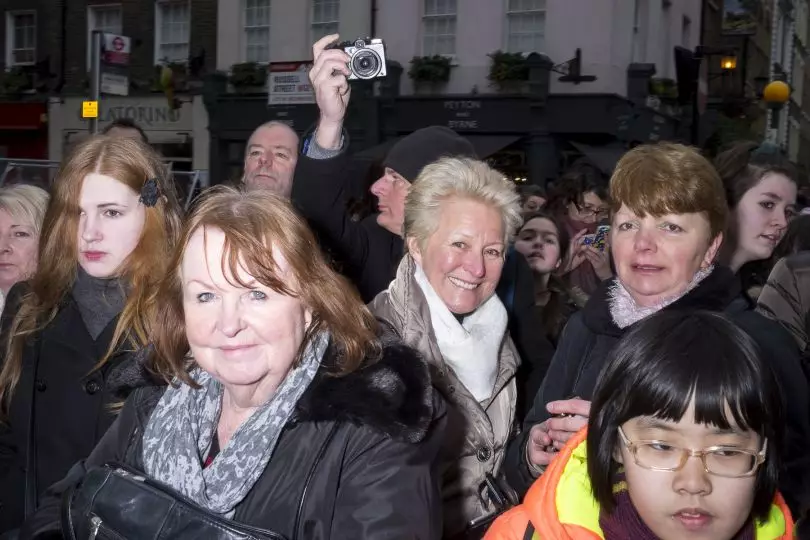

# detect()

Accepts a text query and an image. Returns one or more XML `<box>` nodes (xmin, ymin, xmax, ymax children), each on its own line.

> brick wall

<box><xmin>0</xmin><ymin>0</ymin><xmax>65</xmax><ymax>86</ymax></box>
<box><xmin>1</xmin><ymin>0</ymin><xmax>218</xmax><ymax>96</ymax></box>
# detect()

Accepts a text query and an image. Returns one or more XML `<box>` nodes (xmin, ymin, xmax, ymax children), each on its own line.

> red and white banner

<box><xmin>268</xmin><ymin>62</ymin><xmax>314</xmax><ymax>105</ymax></box>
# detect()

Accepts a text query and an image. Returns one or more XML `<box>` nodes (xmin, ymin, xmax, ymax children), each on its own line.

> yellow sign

<box><xmin>82</xmin><ymin>101</ymin><xmax>98</xmax><ymax>118</ymax></box>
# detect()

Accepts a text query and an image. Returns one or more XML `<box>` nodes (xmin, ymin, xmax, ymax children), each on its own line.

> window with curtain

<box><xmin>312</xmin><ymin>0</ymin><xmax>339</xmax><ymax>42</ymax></box>
<box><xmin>506</xmin><ymin>0</ymin><xmax>545</xmax><ymax>53</ymax></box>
<box><xmin>88</xmin><ymin>5</ymin><xmax>122</xmax><ymax>67</ymax></box>
<box><xmin>155</xmin><ymin>0</ymin><xmax>190</xmax><ymax>64</ymax></box>
<box><xmin>244</xmin><ymin>0</ymin><xmax>270</xmax><ymax>63</ymax></box>
<box><xmin>7</xmin><ymin>12</ymin><xmax>36</xmax><ymax>66</ymax></box>
<box><xmin>422</xmin><ymin>0</ymin><xmax>456</xmax><ymax>56</ymax></box>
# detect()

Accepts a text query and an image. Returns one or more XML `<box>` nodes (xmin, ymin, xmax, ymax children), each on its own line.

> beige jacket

<box><xmin>370</xmin><ymin>255</ymin><xmax>519</xmax><ymax>537</ymax></box>
<box><xmin>757</xmin><ymin>252</ymin><xmax>810</xmax><ymax>351</ymax></box>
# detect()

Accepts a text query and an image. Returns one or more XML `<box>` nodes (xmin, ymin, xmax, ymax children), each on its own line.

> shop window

<box><xmin>422</xmin><ymin>0</ymin><xmax>456</xmax><ymax>56</ymax></box>
<box><xmin>6</xmin><ymin>11</ymin><xmax>36</xmax><ymax>67</ymax></box>
<box><xmin>506</xmin><ymin>0</ymin><xmax>545</xmax><ymax>54</ymax></box>
<box><xmin>155</xmin><ymin>0</ymin><xmax>190</xmax><ymax>64</ymax></box>
<box><xmin>87</xmin><ymin>4</ymin><xmax>123</xmax><ymax>68</ymax></box>
<box><xmin>312</xmin><ymin>0</ymin><xmax>339</xmax><ymax>42</ymax></box>
<box><xmin>244</xmin><ymin>0</ymin><xmax>270</xmax><ymax>63</ymax></box>
<box><xmin>228</xmin><ymin>141</ymin><xmax>247</xmax><ymax>162</ymax></box>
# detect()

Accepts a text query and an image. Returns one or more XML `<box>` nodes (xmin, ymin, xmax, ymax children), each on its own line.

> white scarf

<box><xmin>608</xmin><ymin>266</ymin><xmax>714</xmax><ymax>329</ymax></box>
<box><xmin>413</xmin><ymin>264</ymin><xmax>508</xmax><ymax>402</ymax></box>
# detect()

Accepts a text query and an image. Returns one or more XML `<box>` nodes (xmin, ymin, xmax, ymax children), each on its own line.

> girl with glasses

<box><xmin>486</xmin><ymin>310</ymin><xmax>794</xmax><ymax>539</ymax></box>
<box><xmin>545</xmin><ymin>161</ymin><xmax>612</xmax><ymax>307</ymax></box>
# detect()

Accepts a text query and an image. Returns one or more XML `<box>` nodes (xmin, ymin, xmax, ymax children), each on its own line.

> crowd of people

<box><xmin>0</xmin><ymin>33</ymin><xmax>808</xmax><ymax>539</ymax></box>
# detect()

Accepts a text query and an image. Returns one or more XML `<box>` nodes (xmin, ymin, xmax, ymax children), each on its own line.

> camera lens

<box><xmin>352</xmin><ymin>50</ymin><xmax>380</xmax><ymax>79</ymax></box>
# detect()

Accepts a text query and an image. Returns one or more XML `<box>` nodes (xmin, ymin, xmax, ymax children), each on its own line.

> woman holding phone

<box><xmin>546</xmin><ymin>161</ymin><xmax>612</xmax><ymax>307</ymax></box>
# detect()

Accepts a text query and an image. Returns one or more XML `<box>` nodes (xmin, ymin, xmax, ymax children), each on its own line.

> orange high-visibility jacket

<box><xmin>485</xmin><ymin>429</ymin><xmax>794</xmax><ymax>540</ymax></box>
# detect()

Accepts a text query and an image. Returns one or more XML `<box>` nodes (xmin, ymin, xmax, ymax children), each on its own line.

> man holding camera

<box><xmin>292</xmin><ymin>35</ymin><xmax>554</xmax><ymax>405</ymax></box>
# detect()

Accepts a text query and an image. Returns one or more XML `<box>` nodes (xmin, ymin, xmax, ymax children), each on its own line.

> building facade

<box><xmin>0</xmin><ymin>0</ymin><xmax>59</xmax><ymax>160</ymax></box>
<box><xmin>376</xmin><ymin>0</ymin><xmax>700</xmax><ymax>97</ymax></box>
<box><xmin>215</xmin><ymin>0</ymin><xmax>701</xmax><ymax>98</ymax></box>
<box><xmin>0</xmin><ymin>0</ymin><xmax>217</xmax><ymax>174</ymax></box>
<box><xmin>699</xmin><ymin>0</ymin><xmax>810</xmax><ymax>178</ymax></box>
<box><xmin>208</xmin><ymin>0</ymin><xmax>692</xmax><ymax>186</ymax></box>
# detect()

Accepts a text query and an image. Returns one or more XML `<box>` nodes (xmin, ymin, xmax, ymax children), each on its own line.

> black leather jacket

<box><xmin>21</xmin><ymin>335</ymin><xmax>447</xmax><ymax>540</ymax></box>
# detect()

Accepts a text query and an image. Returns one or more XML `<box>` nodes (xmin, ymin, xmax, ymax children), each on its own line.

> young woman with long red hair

<box><xmin>0</xmin><ymin>136</ymin><xmax>182</xmax><ymax>534</ymax></box>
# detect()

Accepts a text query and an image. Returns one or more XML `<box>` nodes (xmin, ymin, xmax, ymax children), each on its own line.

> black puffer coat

<box><xmin>504</xmin><ymin>266</ymin><xmax>810</xmax><ymax>515</ymax></box>
<box><xmin>20</xmin><ymin>334</ymin><xmax>447</xmax><ymax>539</ymax></box>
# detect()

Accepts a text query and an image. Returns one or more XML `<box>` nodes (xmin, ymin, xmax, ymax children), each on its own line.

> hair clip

<box><xmin>140</xmin><ymin>178</ymin><xmax>160</xmax><ymax>207</ymax></box>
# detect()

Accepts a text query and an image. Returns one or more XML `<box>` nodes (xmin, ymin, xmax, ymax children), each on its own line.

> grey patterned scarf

<box><xmin>141</xmin><ymin>331</ymin><xmax>329</xmax><ymax>517</ymax></box>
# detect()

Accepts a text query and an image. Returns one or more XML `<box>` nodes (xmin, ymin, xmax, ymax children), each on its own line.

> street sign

<box><xmin>101</xmin><ymin>72</ymin><xmax>129</xmax><ymax>96</ymax></box>
<box><xmin>268</xmin><ymin>62</ymin><xmax>314</xmax><ymax>105</ymax></box>
<box><xmin>102</xmin><ymin>33</ymin><xmax>131</xmax><ymax>65</ymax></box>
<box><xmin>100</xmin><ymin>33</ymin><xmax>131</xmax><ymax>97</ymax></box>
<box><xmin>82</xmin><ymin>101</ymin><xmax>98</xmax><ymax>118</ymax></box>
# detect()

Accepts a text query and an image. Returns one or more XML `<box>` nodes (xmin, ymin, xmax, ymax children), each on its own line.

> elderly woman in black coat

<box><xmin>22</xmin><ymin>187</ymin><xmax>445</xmax><ymax>539</ymax></box>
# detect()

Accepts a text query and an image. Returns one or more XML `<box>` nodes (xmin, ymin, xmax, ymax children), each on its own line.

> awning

<box><xmin>465</xmin><ymin>134</ymin><xmax>521</xmax><ymax>159</ymax></box>
<box><xmin>351</xmin><ymin>133</ymin><xmax>521</xmax><ymax>162</ymax></box>
<box><xmin>569</xmin><ymin>141</ymin><xmax>627</xmax><ymax>175</ymax></box>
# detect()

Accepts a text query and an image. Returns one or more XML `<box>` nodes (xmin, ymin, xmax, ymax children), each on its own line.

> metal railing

<box><xmin>0</xmin><ymin>159</ymin><xmax>60</xmax><ymax>189</ymax></box>
<box><xmin>0</xmin><ymin>158</ymin><xmax>209</xmax><ymax>211</ymax></box>
<box><xmin>171</xmin><ymin>169</ymin><xmax>209</xmax><ymax>210</ymax></box>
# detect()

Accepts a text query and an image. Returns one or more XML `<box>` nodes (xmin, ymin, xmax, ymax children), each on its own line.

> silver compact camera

<box><xmin>331</xmin><ymin>38</ymin><xmax>387</xmax><ymax>80</ymax></box>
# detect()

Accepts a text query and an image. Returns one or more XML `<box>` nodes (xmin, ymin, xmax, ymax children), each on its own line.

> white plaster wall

<box><xmin>217</xmin><ymin>0</ymin><xmax>373</xmax><ymax>70</ymax></box>
<box><xmin>217</xmin><ymin>0</ymin><xmax>701</xmax><ymax>96</ymax></box>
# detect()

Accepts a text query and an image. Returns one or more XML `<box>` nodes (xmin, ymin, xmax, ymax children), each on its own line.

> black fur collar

<box><xmin>128</xmin><ymin>329</ymin><xmax>436</xmax><ymax>445</ymax></box>
<box><xmin>294</xmin><ymin>329</ymin><xmax>435</xmax><ymax>444</ymax></box>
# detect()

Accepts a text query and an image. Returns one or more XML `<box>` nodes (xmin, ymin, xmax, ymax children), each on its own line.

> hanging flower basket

<box><xmin>487</xmin><ymin>50</ymin><xmax>528</xmax><ymax>92</ymax></box>
<box><xmin>228</xmin><ymin>62</ymin><xmax>267</xmax><ymax>91</ymax></box>
<box><xmin>408</xmin><ymin>55</ymin><xmax>452</xmax><ymax>84</ymax></box>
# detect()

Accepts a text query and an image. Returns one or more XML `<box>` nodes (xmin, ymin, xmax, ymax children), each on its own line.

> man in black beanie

<box><xmin>291</xmin><ymin>35</ymin><xmax>555</xmax><ymax>398</ymax></box>
<box><xmin>370</xmin><ymin>126</ymin><xmax>476</xmax><ymax>236</ymax></box>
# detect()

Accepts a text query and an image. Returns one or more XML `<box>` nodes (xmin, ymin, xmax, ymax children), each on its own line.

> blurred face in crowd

<box><xmin>568</xmin><ymin>191</ymin><xmax>609</xmax><ymax>225</ymax></box>
<box><xmin>182</xmin><ymin>227</ymin><xmax>311</xmax><ymax>398</ymax></box>
<box><xmin>370</xmin><ymin>167</ymin><xmax>410</xmax><ymax>236</ymax></box>
<box><xmin>616</xmin><ymin>401</ymin><xmax>761</xmax><ymax>540</ymax></box>
<box><xmin>0</xmin><ymin>209</ymin><xmax>39</xmax><ymax>293</ymax></box>
<box><xmin>732</xmin><ymin>173</ymin><xmax>796</xmax><ymax>268</ymax></box>
<box><xmin>409</xmin><ymin>198</ymin><xmax>505</xmax><ymax>314</ymax></box>
<box><xmin>243</xmin><ymin>124</ymin><xmax>299</xmax><ymax>198</ymax></box>
<box><xmin>611</xmin><ymin>204</ymin><xmax>721</xmax><ymax>308</ymax></box>
<box><xmin>77</xmin><ymin>173</ymin><xmax>146</xmax><ymax>278</ymax></box>
<box><xmin>514</xmin><ymin>216</ymin><xmax>561</xmax><ymax>275</ymax></box>
<box><xmin>105</xmin><ymin>125</ymin><xmax>146</xmax><ymax>143</ymax></box>
<box><xmin>523</xmin><ymin>195</ymin><xmax>546</xmax><ymax>214</ymax></box>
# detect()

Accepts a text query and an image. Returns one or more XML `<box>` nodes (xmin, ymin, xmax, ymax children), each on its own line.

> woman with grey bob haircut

<box><xmin>371</xmin><ymin>156</ymin><xmax>523</xmax><ymax>538</ymax></box>
<box><xmin>0</xmin><ymin>184</ymin><xmax>49</xmax><ymax>313</ymax></box>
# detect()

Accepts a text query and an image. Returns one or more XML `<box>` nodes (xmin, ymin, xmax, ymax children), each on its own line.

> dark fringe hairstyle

<box><xmin>587</xmin><ymin>310</ymin><xmax>782</xmax><ymax>520</ymax></box>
